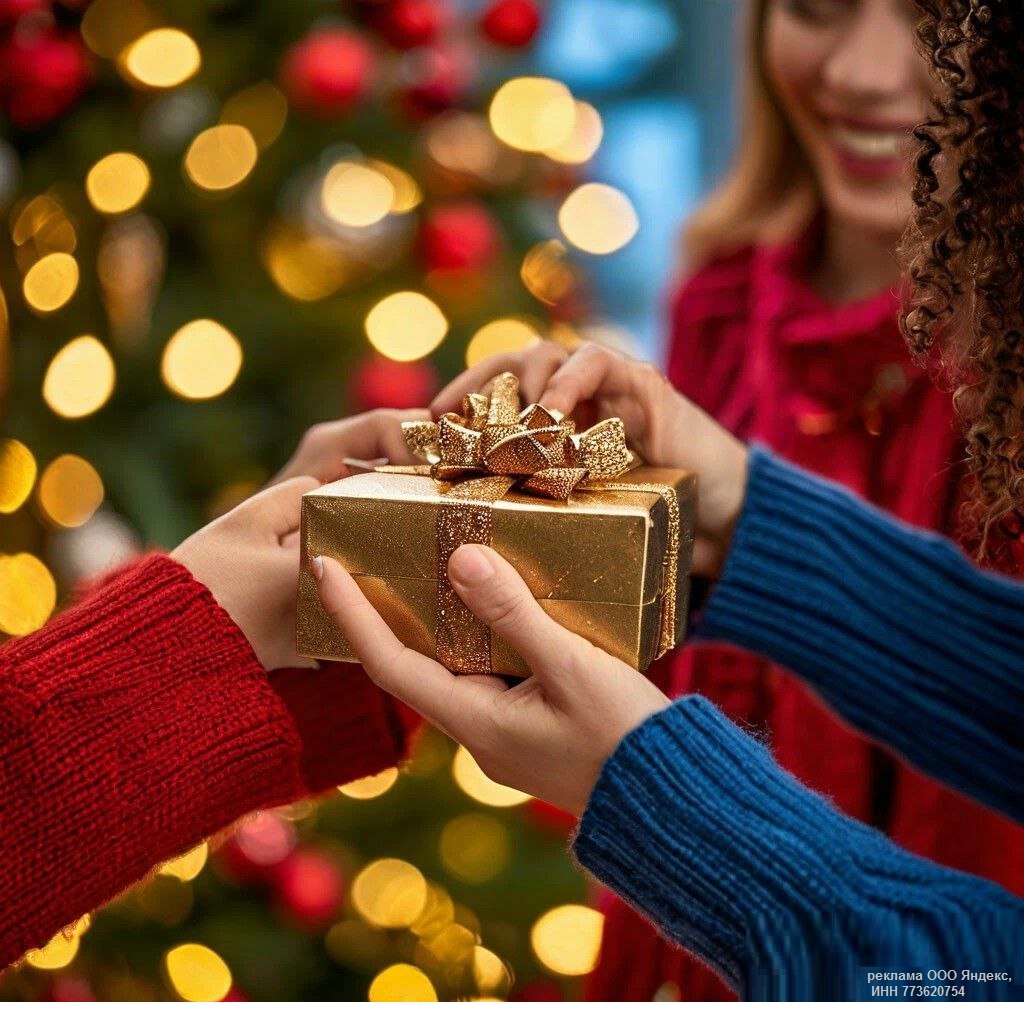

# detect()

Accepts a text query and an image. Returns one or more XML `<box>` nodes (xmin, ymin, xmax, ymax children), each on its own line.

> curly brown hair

<box><xmin>901</xmin><ymin>0</ymin><xmax>1024</xmax><ymax>559</ymax></box>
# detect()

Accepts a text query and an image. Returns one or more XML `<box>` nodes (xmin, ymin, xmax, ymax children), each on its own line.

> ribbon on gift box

<box><xmin>375</xmin><ymin>372</ymin><xmax>681</xmax><ymax>674</ymax></box>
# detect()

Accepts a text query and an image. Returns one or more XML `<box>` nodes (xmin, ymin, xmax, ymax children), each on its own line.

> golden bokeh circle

<box><xmin>123</xmin><ymin>28</ymin><xmax>201</xmax><ymax>89</ymax></box>
<box><xmin>466</xmin><ymin>318</ymin><xmax>540</xmax><ymax>368</ymax></box>
<box><xmin>368</xmin><ymin>964</ymin><xmax>437</xmax><ymax>1002</ymax></box>
<box><xmin>161</xmin><ymin>319</ymin><xmax>242</xmax><ymax>400</ymax></box>
<box><xmin>364</xmin><ymin>291</ymin><xmax>448</xmax><ymax>362</ymax></box>
<box><xmin>451</xmin><ymin>746</ymin><xmax>530</xmax><ymax>808</ymax></box>
<box><xmin>184</xmin><ymin>125</ymin><xmax>258</xmax><ymax>192</ymax></box>
<box><xmin>321</xmin><ymin>162</ymin><xmax>395</xmax><ymax>228</ymax></box>
<box><xmin>43</xmin><ymin>336</ymin><xmax>116</xmax><ymax>419</ymax></box>
<box><xmin>439</xmin><ymin>813</ymin><xmax>511</xmax><ymax>884</ymax></box>
<box><xmin>530</xmin><ymin>904</ymin><xmax>605</xmax><ymax>976</ymax></box>
<box><xmin>86</xmin><ymin>152</ymin><xmax>151</xmax><ymax>214</ymax></box>
<box><xmin>164</xmin><ymin>943</ymin><xmax>232</xmax><ymax>1002</ymax></box>
<box><xmin>489</xmin><ymin>77</ymin><xmax>576</xmax><ymax>153</ymax></box>
<box><xmin>351</xmin><ymin>858</ymin><xmax>429</xmax><ymax>929</ymax></box>
<box><xmin>558</xmin><ymin>183</ymin><xmax>639</xmax><ymax>255</ymax></box>
<box><xmin>37</xmin><ymin>454</ymin><xmax>104</xmax><ymax>528</ymax></box>
<box><xmin>23</xmin><ymin>253</ymin><xmax>79</xmax><ymax>313</ymax></box>
<box><xmin>338</xmin><ymin>767</ymin><xmax>399</xmax><ymax>800</ymax></box>
<box><xmin>0</xmin><ymin>553</ymin><xmax>57</xmax><ymax>636</ymax></box>
<box><xmin>0</xmin><ymin>439</ymin><xmax>37</xmax><ymax>514</ymax></box>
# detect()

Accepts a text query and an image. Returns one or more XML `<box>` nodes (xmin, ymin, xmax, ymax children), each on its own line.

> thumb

<box><xmin>447</xmin><ymin>545</ymin><xmax>584</xmax><ymax>682</ymax></box>
<box><xmin>250</xmin><ymin>475</ymin><xmax>320</xmax><ymax>541</ymax></box>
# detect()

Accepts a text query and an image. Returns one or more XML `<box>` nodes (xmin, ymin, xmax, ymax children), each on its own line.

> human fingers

<box><xmin>245</xmin><ymin>475</ymin><xmax>320</xmax><ymax>541</ymax></box>
<box><xmin>430</xmin><ymin>353</ymin><xmax>528</xmax><ymax>415</ymax></box>
<box><xmin>446</xmin><ymin>544</ymin><xmax>589</xmax><ymax>685</ymax></box>
<box><xmin>517</xmin><ymin>342</ymin><xmax>570</xmax><ymax>405</ymax></box>
<box><xmin>535</xmin><ymin>342</ymin><xmax>622</xmax><ymax>417</ymax></box>
<box><xmin>311</xmin><ymin>555</ymin><xmax>505</xmax><ymax>734</ymax></box>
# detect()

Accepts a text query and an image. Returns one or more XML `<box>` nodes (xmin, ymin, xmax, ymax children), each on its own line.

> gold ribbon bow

<box><xmin>393</xmin><ymin>371</ymin><xmax>633</xmax><ymax>503</ymax></box>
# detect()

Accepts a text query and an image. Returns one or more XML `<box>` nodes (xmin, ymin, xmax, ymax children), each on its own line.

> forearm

<box><xmin>574</xmin><ymin>698</ymin><xmax>1024</xmax><ymax>1000</ymax></box>
<box><xmin>0</xmin><ymin>555</ymin><xmax>406</xmax><ymax>968</ymax></box>
<box><xmin>697</xmin><ymin>446</ymin><xmax>1024</xmax><ymax>823</ymax></box>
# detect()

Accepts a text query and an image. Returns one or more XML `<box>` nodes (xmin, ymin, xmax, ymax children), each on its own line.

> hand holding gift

<box><xmin>310</xmin><ymin>543</ymin><xmax>669</xmax><ymax>815</ymax></box>
<box><xmin>297</xmin><ymin>372</ymin><xmax>697</xmax><ymax>676</ymax></box>
<box><xmin>435</xmin><ymin>342</ymin><xmax>750</xmax><ymax>577</ymax></box>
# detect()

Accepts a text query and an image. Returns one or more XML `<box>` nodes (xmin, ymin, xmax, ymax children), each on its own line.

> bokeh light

<box><xmin>520</xmin><ymin>239</ymin><xmax>577</xmax><ymax>306</ymax></box>
<box><xmin>82</xmin><ymin>0</ymin><xmax>158</xmax><ymax>60</ymax></box>
<box><xmin>220</xmin><ymin>81</ymin><xmax>288</xmax><ymax>150</ymax></box>
<box><xmin>262</xmin><ymin>223</ymin><xmax>352</xmax><ymax>302</ymax></box>
<box><xmin>159</xmin><ymin>842</ymin><xmax>208</xmax><ymax>883</ymax></box>
<box><xmin>439</xmin><ymin>813</ymin><xmax>511</xmax><ymax>884</ymax></box>
<box><xmin>161</xmin><ymin>319</ymin><xmax>242</xmax><ymax>400</ymax></box>
<box><xmin>184</xmin><ymin>125</ymin><xmax>258</xmax><ymax>192</ymax></box>
<box><xmin>43</xmin><ymin>336</ymin><xmax>116</xmax><ymax>419</ymax></box>
<box><xmin>466</xmin><ymin>318</ymin><xmax>540</xmax><ymax>368</ymax></box>
<box><xmin>11</xmin><ymin>195</ymin><xmax>76</xmax><ymax>260</ymax></box>
<box><xmin>473</xmin><ymin>946</ymin><xmax>511</xmax><ymax>997</ymax></box>
<box><xmin>23</xmin><ymin>253</ymin><xmax>79</xmax><ymax>313</ymax></box>
<box><xmin>338</xmin><ymin>767</ymin><xmax>399</xmax><ymax>800</ymax></box>
<box><xmin>451</xmin><ymin>747</ymin><xmax>529</xmax><ymax>808</ymax></box>
<box><xmin>544</xmin><ymin>101</ymin><xmax>604</xmax><ymax>164</ymax></box>
<box><xmin>410</xmin><ymin>883</ymin><xmax>456</xmax><ymax>939</ymax></box>
<box><xmin>558</xmin><ymin>183</ymin><xmax>639</xmax><ymax>255</ymax></box>
<box><xmin>321</xmin><ymin>161</ymin><xmax>395</xmax><ymax>228</ymax></box>
<box><xmin>351</xmin><ymin>858</ymin><xmax>429</xmax><ymax>929</ymax></box>
<box><xmin>365</xmin><ymin>291</ymin><xmax>447</xmax><ymax>362</ymax></box>
<box><xmin>369</xmin><ymin>160</ymin><xmax>422</xmax><ymax>213</ymax></box>
<box><xmin>0</xmin><ymin>553</ymin><xmax>57</xmax><ymax>636</ymax></box>
<box><xmin>86</xmin><ymin>153</ymin><xmax>151</xmax><ymax>214</ymax></box>
<box><xmin>122</xmin><ymin>28</ymin><xmax>201</xmax><ymax>89</ymax></box>
<box><xmin>164</xmin><ymin>943</ymin><xmax>232</xmax><ymax>1002</ymax></box>
<box><xmin>0</xmin><ymin>438</ymin><xmax>37</xmax><ymax>513</ymax></box>
<box><xmin>24</xmin><ymin>916</ymin><xmax>90</xmax><ymax>971</ymax></box>
<box><xmin>368</xmin><ymin>964</ymin><xmax>437</xmax><ymax>1002</ymax></box>
<box><xmin>530</xmin><ymin>904</ymin><xmax>604</xmax><ymax>976</ymax></box>
<box><xmin>489</xmin><ymin>77</ymin><xmax>576</xmax><ymax>153</ymax></box>
<box><xmin>37</xmin><ymin>454</ymin><xmax>104</xmax><ymax>528</ymax></box>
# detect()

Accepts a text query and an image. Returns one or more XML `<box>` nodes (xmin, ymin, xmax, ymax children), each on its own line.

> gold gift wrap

<box><xmin>297</xmin><ymin>373</ymin><xmax>696</xmax><ymax>677</ymax></box>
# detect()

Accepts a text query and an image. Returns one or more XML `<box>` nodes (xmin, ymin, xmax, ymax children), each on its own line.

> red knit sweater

<box><xmin>0</xmin><ymin>553</ymin><xmax>409</xmax><ymax>969</ymax></box>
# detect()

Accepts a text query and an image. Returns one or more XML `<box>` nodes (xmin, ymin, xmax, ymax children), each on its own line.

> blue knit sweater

<box><xmin>574</xmin><ymin>447</ymin><xmax>1024</xmax><ymax>1001</ymax></box>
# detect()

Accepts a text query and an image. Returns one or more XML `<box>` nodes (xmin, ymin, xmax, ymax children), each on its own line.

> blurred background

<box><xmin>0</xmin><ymin>0</ymin><xmax>739</xmax><ymax>1003</ymax></box>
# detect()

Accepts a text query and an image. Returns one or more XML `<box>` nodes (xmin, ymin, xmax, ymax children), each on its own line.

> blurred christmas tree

<box><xmin>0</xmin><ymin>0</ymin><xmax>640</xmax><ymax>1002</ymax></box>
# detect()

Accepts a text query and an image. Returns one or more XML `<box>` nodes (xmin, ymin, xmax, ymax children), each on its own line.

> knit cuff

<box><xmin>572</xmin><ymin>696</ymin><xmax>892</xmax><ymax>996</ymax></box>
<box><xmin>269</xmin><ymin>661</ymin><xmax>411</xmax><ymax>794</ymax></box>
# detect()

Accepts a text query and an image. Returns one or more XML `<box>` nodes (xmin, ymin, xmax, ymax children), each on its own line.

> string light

<box><xmin>364</xmin><ymin>291</ymin><xmax>447</xmax><ymax>362</ymax></box>
<box><xmin>489</xmin><ymin>77</ymin><xmax>576</xmax><ymax>153</ymax></box>
<box><xmin>23</xmin><ymin>253</ymin><xmax>79</xmax><ymax>313</ymax></box>
<box><xmin>184</xmin><ymin>125</ymin><xmax>258</xmax><ymax>192</ymax></box>
<box><xmin>262</xmin><ymin>223</ymin><xmax>352</xmax><ymax>302</ymax></box>
<box><xmin>37</xmin><ymin>454</ymin><xmax>104</xmax><ymax>528</ymax></box>
<box><xmin>466</xmin><ymin>318</ymin><xmax>540</xmax><ymax>368</ymax></box>
<box><xmin>164</xmin><ymin>943</ymin><xmax>232</xmax><ymax>1002</ymax></box>
<box><xmin>368</xmin><ymin>964</ymin><xmax>437</xmax><ymax>1002</ymax></box>
<box><xmin>161</xmin><ymin>319</ymin><xmax>242</xmax><ymax>400</ymax></box>
<box><xmin>24</xmin><ymin>917</ymin><xmax>89</xmax><ymax>971</ymax></box>
<box><xmin>220</xmin><ymin>81</ymin><xmax>288</xmax><ymax>150</ymax></box>
<box><xmin>0</xmin><ymin>439</ymin><xmax>36</xmax><ymax>514</ymax></box>
<box><xmin>451</xmin><ymin>746</ymin><xmax>529</xmax><ymax>808</ymax></box>
<box><xmin>0</xmin><ymin>553</ymin><xmax>57</xmax><ymax>636</ymax></box>
<box><xmin>321</xmin><ymin>161</ymin><xmax>395</xmax><ymax>228</ymax></box>
<box><xmin>473</xmin><ymin>946</ymin><xmax>511</xmax><ymax>997</ymax></box>
<box><xmin>558</xmin><ymin>183</ymin><xmax>639</xmax><ymax>255</ymax></box>
<box><xmin>544</xmin><ymin>102</ymin><xmax>603</xmax><ymax>164</ymax></box>
<box><xmin>122</xmin><ymin>28</ymin><xmax>201</xmax><ymax>89</ymax></box>
<box><xmin>530</xmin><ymin>905</ymin><xmax>604</xmax><ymax>976</ymax></box>
<box><xmin>338</xmin><ymin>767</ymin><xmax>399</xmax><ymax>800</ymax></box>
<box><xmin>439</xmin><ymin>813</ymin><xmax>511</xmax><ymax>884</ymax></box>
<box><xmin>369</xmin><ymin>160</ymin><xmax>422</xmax><ymax>213</ymax></box>
<box><xmin>351</xmin><ymin>858</ymin><xmax>429</xmax><ymax>929</ymax></box>
<box><xmin>43</xmin><ymin>336</ymin><xmax>116</xmax><ymax>419</ymax></box>
<box><xmin>86</xmin><ymin>152</ymin><xmax>151</xmax><ymax>214</ymax></box>
<box><xmin>159</xmin><ymin>842</ymin><xmax>208</xmax><ymax>882</ymax></box>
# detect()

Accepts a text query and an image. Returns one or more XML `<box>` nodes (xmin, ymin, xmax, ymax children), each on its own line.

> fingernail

<box><xmin>448</xmin><ymin>545</ymin><xmax>495</xmax><ymax>586</ymax></box>
<box><xmin>310</xmin><ymin>555</ymin><xmax>324</xmax><ymax>581</ymax></box>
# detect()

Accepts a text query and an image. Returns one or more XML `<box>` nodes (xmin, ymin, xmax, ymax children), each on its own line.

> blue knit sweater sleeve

<box><xmin>573</xmin><ymin>697</ymin><xmax>1024</xmax><ymax>1000</ymax></box>
<box><xmin>697</xmin><ymin>445</ymin><xmax>1024</xmax><ymax>824</ymax></box>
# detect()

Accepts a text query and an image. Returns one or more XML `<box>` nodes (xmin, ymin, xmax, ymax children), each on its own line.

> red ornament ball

<box><xmin>215</xmin><ymin>812</ymin><xmax>297</xmax><ymax>885</ymax></box>
<box><xmin>418</xmin><ymin>201</ymin><xmax>501</xmax><ymax>274</ymax></box>
<box><xmin>352</xmin><ymin>354</ymin><xmax>440</xmax><ymax>412</ymax></box>
<box><xmin>480</xmin><ymin>0</ymin><xmax>542</xmax><ymax>48</ymax></box>
<box><xmin>279</xmin><ymin>29</ymin><xmax>374</xmax><ymax>118</ymax></box>
<box><xmin>0</xmin><ymin>0</ymin><xmax>48</xmax><ymax>28</ymax></box>
<box><xmin>273</xmin><ymin>848</ymin><xmax>344</xmax><ymax>929</ymax></box>
<box><xmin>0</xmin><ymin>31</ymin><xmax>90</xmax><ymax>129</ymax></box>
<box><xmin>399</xmin><ymin>44</ymin><xmax>463</xmax><ymax>119</ymax></box>
<box><xmin>377</xmin><ymin>0</ymin><xmax>447</xmax><ymax>50</ymax></box>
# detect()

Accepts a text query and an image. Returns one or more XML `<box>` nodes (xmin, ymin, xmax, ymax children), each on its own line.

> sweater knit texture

<box><xmin>574</xmin><ymin>448</ymin><xmax>1024</xmax><ymax>1000</ymax></box>
<box><xmin>0</xmin><ymin>553</ymin><xmax>409</xmax><ymax>968</ymax></box>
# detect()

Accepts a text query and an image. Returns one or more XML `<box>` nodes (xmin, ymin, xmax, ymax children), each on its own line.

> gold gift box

<box><xmin>297</xmin><ymin>466</ymin><xmax>695</xmax><ymax>677</ymax></box>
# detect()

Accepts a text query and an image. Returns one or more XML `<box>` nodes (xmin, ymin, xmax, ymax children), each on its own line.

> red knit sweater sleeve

<box><xmin>0</xmin><ymin>552</ymin><xmax>408</xmax><ymax>968</ymax></box>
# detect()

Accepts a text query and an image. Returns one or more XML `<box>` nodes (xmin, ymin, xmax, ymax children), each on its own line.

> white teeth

<box><xmin>831</xmin><ymin>125</ymin><xmax>905</xmax><ymax>160</ymax></box>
